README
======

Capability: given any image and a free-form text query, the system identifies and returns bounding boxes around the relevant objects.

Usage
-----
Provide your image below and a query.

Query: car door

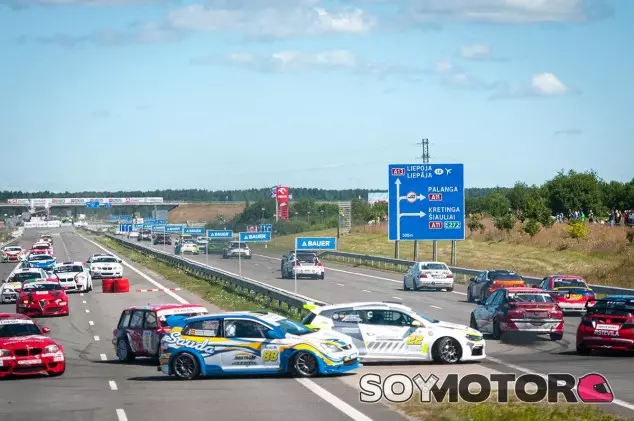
[126,310,146,353]
[142,311,161,356]
[357,309,421,358]
[474,290,501,333]
[471,272,485,298]
[220,319,276,371]
[404,264,414,288]
[180,319,224,367]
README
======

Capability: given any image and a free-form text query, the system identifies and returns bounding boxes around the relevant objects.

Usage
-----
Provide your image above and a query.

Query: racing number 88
[406,335,423,346]
[262,349,279,361]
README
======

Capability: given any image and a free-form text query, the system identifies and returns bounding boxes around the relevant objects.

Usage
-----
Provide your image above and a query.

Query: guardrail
[319,251,634,296]
[80,227,326,317]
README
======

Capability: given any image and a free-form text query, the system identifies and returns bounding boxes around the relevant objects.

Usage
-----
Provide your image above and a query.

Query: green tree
[494,213,516,235]
[486,192,511,218]
[524,191,554,227]
[522,219,541,237]
[543,170,604,215]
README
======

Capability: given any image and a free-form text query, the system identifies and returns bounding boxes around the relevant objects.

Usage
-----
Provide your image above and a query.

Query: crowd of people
[554,209,634,227]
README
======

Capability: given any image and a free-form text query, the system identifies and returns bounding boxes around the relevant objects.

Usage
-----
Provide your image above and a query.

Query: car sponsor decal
[0,319,34,325]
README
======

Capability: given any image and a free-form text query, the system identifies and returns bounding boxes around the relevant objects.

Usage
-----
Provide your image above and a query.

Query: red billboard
[276,186,289,221]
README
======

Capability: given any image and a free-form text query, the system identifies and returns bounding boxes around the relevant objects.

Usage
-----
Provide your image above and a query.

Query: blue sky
[1,0,631,192]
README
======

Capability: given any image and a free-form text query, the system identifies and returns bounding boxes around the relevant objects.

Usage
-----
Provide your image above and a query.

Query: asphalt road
[0,228,407,421]
[143,239,634,414]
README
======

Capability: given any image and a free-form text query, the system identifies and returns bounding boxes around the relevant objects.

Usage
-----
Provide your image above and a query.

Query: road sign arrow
[394,178,401,185]
[400,211,427,218]
[417,194,426,201]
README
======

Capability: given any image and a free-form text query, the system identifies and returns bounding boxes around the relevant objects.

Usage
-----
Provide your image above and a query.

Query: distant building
[368,192,388,205]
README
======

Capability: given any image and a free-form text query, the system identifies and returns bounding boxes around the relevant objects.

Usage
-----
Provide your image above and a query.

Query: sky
[1,0,632,192]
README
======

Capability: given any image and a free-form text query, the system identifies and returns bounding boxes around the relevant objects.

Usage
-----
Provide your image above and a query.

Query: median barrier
[101,278,115,293]
[113,278,130,293]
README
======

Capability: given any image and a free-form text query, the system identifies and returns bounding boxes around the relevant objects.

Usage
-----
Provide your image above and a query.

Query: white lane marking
[337,283,345,286]
[430,305,442,309]
[392,296,402,300]
[452,290,467,296]
[94,335,100,341]
[116,409,129,421]
[361,289,372,293]
[80,293,84,297]
[89,320,94,326]
[486,356,634,411]
[295,378,375,421]
[100,353,107,361]
[59,233,71,261]
[109,380,118,391]
[77,231,189,304]
[82,300,87,304]
[85,309,90,313]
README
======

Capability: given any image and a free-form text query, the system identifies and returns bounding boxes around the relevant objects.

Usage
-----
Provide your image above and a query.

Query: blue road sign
[388,163,465,241]
[258,224,273,232]
[151,225,165,231]
[104,203,112,209]
[133,224,143,229]
[152,220,165,225]
[119,224,133,232]
[86,201,99,208]
[184,227,205,235]
[146,218,155,223]
[295,237,337,251]
[117,215,132,221]
[239,232,271,242]
[207,230,233,239]
[107,215,116,220]
[143,223,153,229]
[165,225,183,233]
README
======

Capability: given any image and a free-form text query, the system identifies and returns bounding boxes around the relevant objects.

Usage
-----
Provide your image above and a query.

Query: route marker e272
[388,164,465,241]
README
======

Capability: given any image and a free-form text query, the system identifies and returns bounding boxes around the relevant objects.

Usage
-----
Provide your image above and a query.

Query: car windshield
[553,279,587,289]
[29,255,52,261]
[94,257,118,263]
[509,293,554,303]
[231,242,248,248]
[492,274,523,281]
[5,247,21,252]
[421,263,447,270]
[33,245,49,250]
[588,299,634,317]
[297,254,317,263]
[10,272,42,282]
[55,265,83,273]
[23,282,62,291]
[0,320,41,337]
[276,318,313,335]
[416,312,439,323]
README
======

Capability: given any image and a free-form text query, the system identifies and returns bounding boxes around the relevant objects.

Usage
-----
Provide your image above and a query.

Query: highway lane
[145,239,634,413]
[1,228,409,421]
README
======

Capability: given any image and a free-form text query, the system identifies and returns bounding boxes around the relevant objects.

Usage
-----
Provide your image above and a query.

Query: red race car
[1,246,25,263]
[16,279,69,317]
[538,275,595,313]
[577,295,634,355]
[29,243,53,256]
[0,313,65,377]
[470,287,564,340]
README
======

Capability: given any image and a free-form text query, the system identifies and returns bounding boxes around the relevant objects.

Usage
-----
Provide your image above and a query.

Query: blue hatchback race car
[25,254,56,270]
[158,311,360,380]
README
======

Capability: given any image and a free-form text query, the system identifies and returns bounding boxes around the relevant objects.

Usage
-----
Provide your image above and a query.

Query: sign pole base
[394,240,399,259]
[432,240,438,261]
[451,240,457,265]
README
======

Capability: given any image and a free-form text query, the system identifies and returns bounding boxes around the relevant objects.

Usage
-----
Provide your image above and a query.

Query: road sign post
[293,237,336,294]
[388,164,465,262]
[237,232,271,277]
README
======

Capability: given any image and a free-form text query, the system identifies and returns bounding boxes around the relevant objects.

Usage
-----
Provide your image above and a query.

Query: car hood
[28,260,55,265]
[0,335,57,348]
[1,282,23,291]
[432,320,481,336]
[288,328,354,347]
[20,289,67,301]
[91,262,121,268]
[55,272,80,280]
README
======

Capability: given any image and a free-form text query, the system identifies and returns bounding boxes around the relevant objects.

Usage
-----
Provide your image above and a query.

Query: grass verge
[255,227,633,288]
[398,399,632,421]
[91,233,301,321]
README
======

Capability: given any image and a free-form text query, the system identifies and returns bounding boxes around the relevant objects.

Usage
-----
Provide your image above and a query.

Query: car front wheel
[172,352,200,380]
[291,351,319,377]
[432,337,462,364]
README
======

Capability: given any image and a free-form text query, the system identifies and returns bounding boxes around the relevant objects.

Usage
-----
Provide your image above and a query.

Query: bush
[493,213,516,234]
[567,221,588,239]
[627,230,634,244]
[467,214,485,235]
[522,219,541,237]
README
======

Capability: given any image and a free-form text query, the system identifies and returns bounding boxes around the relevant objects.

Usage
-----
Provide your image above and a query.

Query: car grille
[14,348,42,356]
[344,358,357,366]
[472,347,484,356]
[12,365,46,374]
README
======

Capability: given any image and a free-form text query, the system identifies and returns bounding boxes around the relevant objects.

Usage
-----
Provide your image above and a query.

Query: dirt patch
[168,203,246,223]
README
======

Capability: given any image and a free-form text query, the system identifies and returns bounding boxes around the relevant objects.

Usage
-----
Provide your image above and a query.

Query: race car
[280,250,295,271]
[1,268,48,304]
[25,254,56,271]
[467,269,526,303]
[576,295,634,355]
[38,235,53,245]
[137,229,152,242]
[0,313,65,378]
[222,242,251,259]
[158,311,359,380]
[1,246,25,263]
[302,301,485,363]
[538,275,595,313]
[470,287,564,341]
[113,304,209,362]
[86,253,123,278]
[53,261,93,292]
[16,279,69,317]
[281,252,325,279]
[403,261,454,292]
[30,242,53,256]
[176,241,199,255]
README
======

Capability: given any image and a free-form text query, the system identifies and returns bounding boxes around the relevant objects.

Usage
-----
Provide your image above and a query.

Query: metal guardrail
[81,227,326,316]
[318,251,634,296]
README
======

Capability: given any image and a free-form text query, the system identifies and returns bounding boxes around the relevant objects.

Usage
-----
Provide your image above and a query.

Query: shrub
[568,221,588,239]
[493,214,516,234]
[627,230,634,244]
[522,219,541,237]
[467,214,485,235]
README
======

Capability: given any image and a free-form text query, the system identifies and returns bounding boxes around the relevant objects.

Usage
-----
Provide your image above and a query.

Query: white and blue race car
[158,311,359,380]
[25,254,56,271]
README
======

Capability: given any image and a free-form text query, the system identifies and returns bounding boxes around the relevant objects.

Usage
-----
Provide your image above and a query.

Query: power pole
[414,138,431,261]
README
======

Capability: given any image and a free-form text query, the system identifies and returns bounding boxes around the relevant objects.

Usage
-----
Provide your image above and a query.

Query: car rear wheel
[576,345,591,355]
[172,352,200,380]
[432,337,462,364]
[446,287,454,292]
[492,320,502,339]
[117,339,135,362]
[319,272,325,280]
[550,333,563,341]
[291,351,319,377]
[466,286,474,302]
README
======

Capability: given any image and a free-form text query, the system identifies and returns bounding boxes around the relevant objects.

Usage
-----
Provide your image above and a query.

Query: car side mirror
[469,277,475,282]
[411,320,422,327]
[117,259,122,263]
[41,327,51,334]
[265,329,285,340]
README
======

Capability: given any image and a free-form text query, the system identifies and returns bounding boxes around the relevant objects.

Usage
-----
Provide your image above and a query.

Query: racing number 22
[262,349,279,361]
[406,335,423,346]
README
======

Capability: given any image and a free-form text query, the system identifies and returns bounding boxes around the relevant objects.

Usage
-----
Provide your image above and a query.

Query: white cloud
[167,5,376,38]
[460,44,491,59]
[489,72,578,99]
[531,72,569,95]
[434,59,454,74]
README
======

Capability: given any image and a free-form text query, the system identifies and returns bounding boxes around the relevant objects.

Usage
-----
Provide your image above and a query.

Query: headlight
[44,344,59,353]
[466,332,483,342]
[57,301,67,305]
[0,349,10,357]
[320,342,343,353]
